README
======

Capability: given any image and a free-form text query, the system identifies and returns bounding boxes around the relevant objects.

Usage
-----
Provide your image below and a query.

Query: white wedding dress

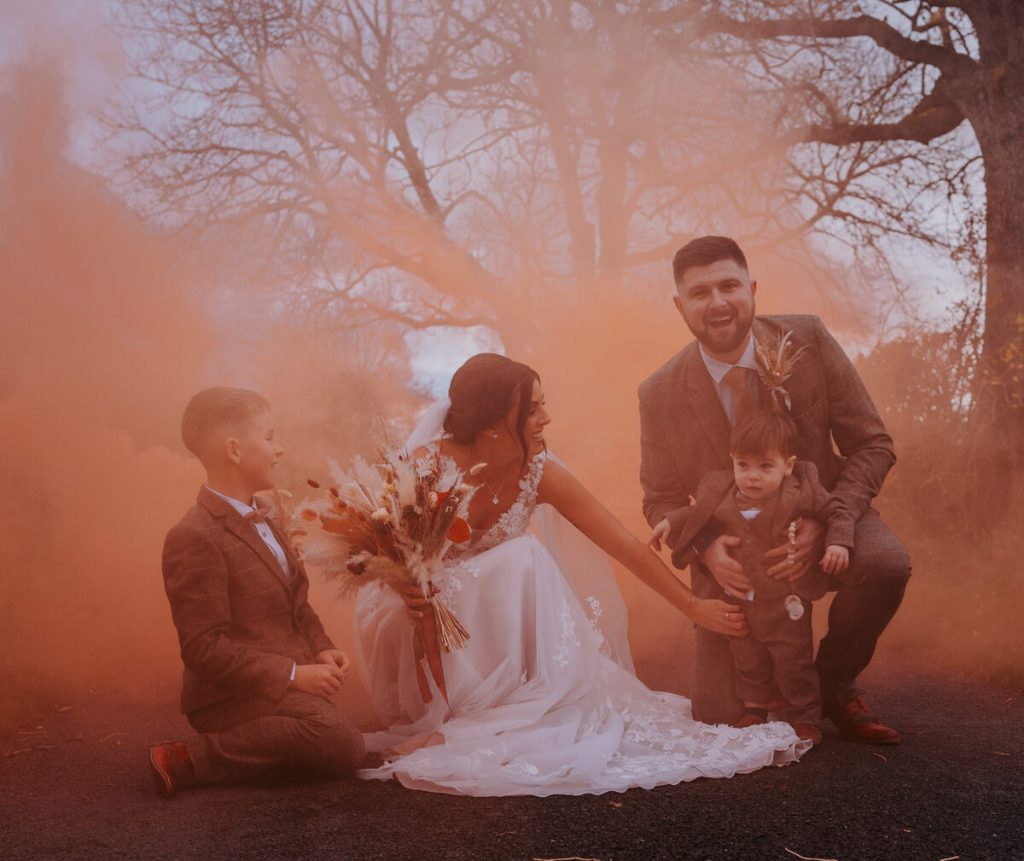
[354,448,808,796]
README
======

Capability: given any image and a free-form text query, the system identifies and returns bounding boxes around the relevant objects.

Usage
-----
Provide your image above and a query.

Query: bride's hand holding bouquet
[288,443,484,705]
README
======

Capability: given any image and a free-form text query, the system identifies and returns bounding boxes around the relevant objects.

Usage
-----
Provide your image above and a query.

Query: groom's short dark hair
[672,236,748,286]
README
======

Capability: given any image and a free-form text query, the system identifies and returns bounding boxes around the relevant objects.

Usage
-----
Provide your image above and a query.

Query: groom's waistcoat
[638,314,894,565]
[161,487,334,714]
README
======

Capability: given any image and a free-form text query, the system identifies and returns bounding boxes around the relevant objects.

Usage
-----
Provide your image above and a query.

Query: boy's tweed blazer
[162,487,335,715]
[639,314,895,560]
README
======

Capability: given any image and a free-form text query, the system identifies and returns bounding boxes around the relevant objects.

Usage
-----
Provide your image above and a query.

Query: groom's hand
[764,518,825,581]
[700,535,751,600]
[290,664,346,699]
[317,649,351,677]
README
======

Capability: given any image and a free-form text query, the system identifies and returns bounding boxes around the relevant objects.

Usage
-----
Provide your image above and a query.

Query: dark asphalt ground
[1,658,1021,861]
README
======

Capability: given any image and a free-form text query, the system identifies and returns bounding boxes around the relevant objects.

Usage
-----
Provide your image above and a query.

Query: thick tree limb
[799,77,967,145]
[703,12,977,78]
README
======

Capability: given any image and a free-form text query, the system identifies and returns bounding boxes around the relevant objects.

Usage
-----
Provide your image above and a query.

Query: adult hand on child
[764,518,825,581]
[690,598,749,637]
[700,534,752,600]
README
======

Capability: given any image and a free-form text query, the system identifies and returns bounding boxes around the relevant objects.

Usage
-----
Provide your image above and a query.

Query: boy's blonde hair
[181,387,270,463]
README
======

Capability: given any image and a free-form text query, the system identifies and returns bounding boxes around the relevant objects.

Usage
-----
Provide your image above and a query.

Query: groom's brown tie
[722,366,759,427]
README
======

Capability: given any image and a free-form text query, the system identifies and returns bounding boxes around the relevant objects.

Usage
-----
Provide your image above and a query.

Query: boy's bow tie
[244,504,271,524]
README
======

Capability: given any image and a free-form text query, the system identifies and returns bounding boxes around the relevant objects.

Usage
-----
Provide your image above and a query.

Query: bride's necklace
[480,462,517,505]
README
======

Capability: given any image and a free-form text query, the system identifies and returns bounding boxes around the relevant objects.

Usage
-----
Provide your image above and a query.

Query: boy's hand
[290,664,346,699]
[764,518,825,581]
[648,519,671,551]
[700,534,752,600]
[317,649,351,677]
[820,544,850,575]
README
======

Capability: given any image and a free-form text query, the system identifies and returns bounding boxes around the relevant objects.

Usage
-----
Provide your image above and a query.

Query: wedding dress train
[355,451,807,796]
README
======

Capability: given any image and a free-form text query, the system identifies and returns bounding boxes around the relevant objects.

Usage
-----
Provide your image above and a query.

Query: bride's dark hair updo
[445,353,541,460]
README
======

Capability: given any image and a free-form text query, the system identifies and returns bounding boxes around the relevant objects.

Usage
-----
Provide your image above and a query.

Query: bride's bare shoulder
[536,456,586,503]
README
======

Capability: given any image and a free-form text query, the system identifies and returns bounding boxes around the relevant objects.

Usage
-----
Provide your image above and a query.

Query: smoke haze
[2,2,1018,736]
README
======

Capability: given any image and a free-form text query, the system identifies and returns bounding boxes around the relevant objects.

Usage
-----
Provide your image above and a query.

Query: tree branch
[797,76,966,145]
[703,12,977,78]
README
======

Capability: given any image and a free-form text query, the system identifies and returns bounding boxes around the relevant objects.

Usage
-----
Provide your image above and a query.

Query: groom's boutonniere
[754,331,807,412]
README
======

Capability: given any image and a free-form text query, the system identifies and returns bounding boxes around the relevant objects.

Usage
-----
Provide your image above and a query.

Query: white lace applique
[553,600,581,669]
[470,452,546,554]
[584,596,613,657]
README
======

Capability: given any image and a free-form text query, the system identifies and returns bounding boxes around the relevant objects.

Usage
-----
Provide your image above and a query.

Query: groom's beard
[685,306,754,356]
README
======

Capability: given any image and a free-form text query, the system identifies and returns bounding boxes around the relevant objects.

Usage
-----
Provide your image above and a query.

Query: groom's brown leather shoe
[823,694,901,745]
[149,741,195,797]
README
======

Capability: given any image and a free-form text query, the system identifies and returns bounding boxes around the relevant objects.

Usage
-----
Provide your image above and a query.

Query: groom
[639,235,910,743]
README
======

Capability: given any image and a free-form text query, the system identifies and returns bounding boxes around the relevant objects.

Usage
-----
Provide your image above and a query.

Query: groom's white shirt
[205,486,297,682]
[699,334,758,426]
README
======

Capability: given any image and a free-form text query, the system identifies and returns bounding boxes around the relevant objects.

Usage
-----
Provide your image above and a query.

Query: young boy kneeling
[150,387,364,796]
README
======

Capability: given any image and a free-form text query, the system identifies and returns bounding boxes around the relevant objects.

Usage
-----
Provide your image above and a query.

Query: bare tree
[112,0,874,356]
[688,0,1024,511]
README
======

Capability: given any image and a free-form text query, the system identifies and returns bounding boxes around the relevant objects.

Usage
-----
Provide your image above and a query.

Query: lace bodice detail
[469,452,546,554]
[414,444,546,559]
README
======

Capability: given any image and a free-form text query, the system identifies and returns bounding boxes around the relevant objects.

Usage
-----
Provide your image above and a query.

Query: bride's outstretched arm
[538,459,748,637]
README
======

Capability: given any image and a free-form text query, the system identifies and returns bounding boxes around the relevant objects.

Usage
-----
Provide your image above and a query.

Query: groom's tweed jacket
[162,487,334,714]
[639,314,895,572]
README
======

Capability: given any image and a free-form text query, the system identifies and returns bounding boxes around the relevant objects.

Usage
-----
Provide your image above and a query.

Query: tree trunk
[953,1,1024,518]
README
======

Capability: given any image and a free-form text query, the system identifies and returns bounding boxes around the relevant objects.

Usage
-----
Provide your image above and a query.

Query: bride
[355,353,808,796]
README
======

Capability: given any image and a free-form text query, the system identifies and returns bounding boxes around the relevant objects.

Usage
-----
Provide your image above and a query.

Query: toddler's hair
[730,410,797,459]
[181,387,270,460]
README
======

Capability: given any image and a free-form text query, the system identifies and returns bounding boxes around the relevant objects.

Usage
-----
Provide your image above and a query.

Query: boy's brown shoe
[148,741,195,797]
[823,693,901,745]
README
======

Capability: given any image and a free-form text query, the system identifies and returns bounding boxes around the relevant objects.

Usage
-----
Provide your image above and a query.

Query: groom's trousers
[185,690,365,784]
[691,508,911,725]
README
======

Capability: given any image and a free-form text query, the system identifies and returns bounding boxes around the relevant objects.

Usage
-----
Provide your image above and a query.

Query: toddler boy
[657,410,854,745]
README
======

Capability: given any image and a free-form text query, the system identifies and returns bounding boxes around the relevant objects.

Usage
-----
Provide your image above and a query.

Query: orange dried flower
[447,517,471,544]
